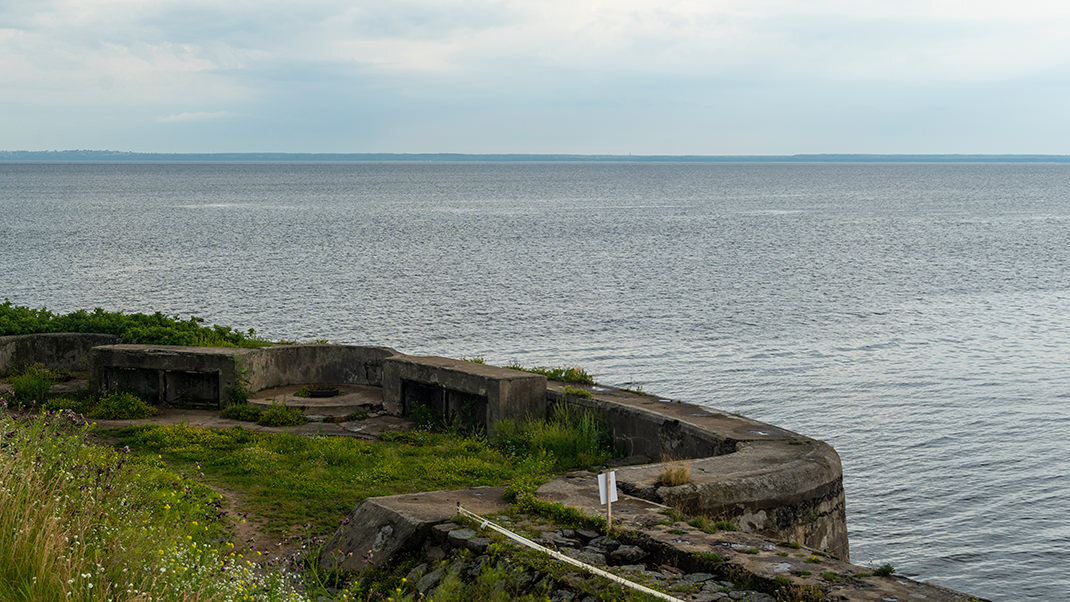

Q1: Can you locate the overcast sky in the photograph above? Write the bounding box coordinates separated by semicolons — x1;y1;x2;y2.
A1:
3;0;1070;154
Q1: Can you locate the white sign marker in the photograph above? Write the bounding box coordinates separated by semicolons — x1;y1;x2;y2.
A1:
598;471;618;505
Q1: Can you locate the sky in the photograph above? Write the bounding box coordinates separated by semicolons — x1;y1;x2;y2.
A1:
3;0;1070;154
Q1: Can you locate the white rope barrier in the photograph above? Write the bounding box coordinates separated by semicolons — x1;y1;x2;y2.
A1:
456;504;685;602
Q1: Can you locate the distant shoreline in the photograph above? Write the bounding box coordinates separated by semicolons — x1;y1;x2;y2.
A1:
4;150;1070;163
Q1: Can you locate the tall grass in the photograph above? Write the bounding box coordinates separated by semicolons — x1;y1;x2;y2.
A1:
495;404;614;471
0;406;307;601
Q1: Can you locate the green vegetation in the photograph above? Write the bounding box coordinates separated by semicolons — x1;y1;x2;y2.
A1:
113;425;537;536
219;402;263;422
5;363;55;408
0;300;271;348
507;363;595;385
255;402;307;427
86;392;158;420
873;563;895;577
0;409;305;601
560;384;593;398
494;404;615;472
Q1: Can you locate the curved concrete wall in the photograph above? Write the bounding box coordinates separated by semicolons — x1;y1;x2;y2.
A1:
549;385;849;560
0;333;119;376
244;344;399;392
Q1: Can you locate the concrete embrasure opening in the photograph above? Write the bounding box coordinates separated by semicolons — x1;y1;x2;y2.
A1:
401;378;489;429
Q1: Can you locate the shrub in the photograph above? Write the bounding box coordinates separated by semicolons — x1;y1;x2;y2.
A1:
873;564;895;577
220;403;263;422
6;364;54;408
256;402;307;427
42;396;93;414
0;300;272;348
87;392;157;420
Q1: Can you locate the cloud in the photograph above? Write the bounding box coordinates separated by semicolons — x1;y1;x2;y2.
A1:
4;0;1070;152
158;111;233;123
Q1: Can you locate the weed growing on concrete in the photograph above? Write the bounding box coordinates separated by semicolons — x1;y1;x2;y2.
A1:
560;384;593;398
656;459;692;486
507;363;595;385
873;563;895;577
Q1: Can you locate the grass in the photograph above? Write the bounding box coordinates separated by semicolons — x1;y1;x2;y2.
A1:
655;459;691;486
0;300;272;348
111;425;548;536
493;404;615;472
0;407;306;601
5;364;54;408
506;363;595;385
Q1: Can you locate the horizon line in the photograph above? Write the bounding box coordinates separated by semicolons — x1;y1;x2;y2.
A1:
4;150;1070;163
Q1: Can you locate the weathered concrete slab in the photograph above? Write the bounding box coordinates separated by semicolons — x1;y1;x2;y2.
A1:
536;473;981;602
382;356;546;439
0;333;118;376
318;487;510;574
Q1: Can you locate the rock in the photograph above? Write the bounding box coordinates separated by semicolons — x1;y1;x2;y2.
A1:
609;545;647;564
425;545;446;563
575;529;600;542
588;536;620;552
686;572;718;583
466;537;490;554
569;549;606;566
447;528;477;548
415;567;444;594
431;523;459;544
550;590;575;602
404;563;428;584
692;593;731;602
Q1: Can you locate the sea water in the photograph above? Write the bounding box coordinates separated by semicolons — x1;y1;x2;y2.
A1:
2;161;1068;600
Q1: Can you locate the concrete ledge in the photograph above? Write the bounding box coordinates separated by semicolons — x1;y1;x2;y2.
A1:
0;333;119;376
550;383;848;560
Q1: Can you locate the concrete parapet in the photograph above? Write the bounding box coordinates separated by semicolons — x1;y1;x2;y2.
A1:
550;383;848;560
0;333;119;376
382;356;546;439
242;344;398;391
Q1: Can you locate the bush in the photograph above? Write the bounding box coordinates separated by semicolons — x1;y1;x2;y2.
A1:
6;364;54;408
0;300;272;348
87;392;158;420
256;402;306;427
220;403;263;422
42;396;92;414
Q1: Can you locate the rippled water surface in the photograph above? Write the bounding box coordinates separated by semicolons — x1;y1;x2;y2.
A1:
2;162;1068;600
